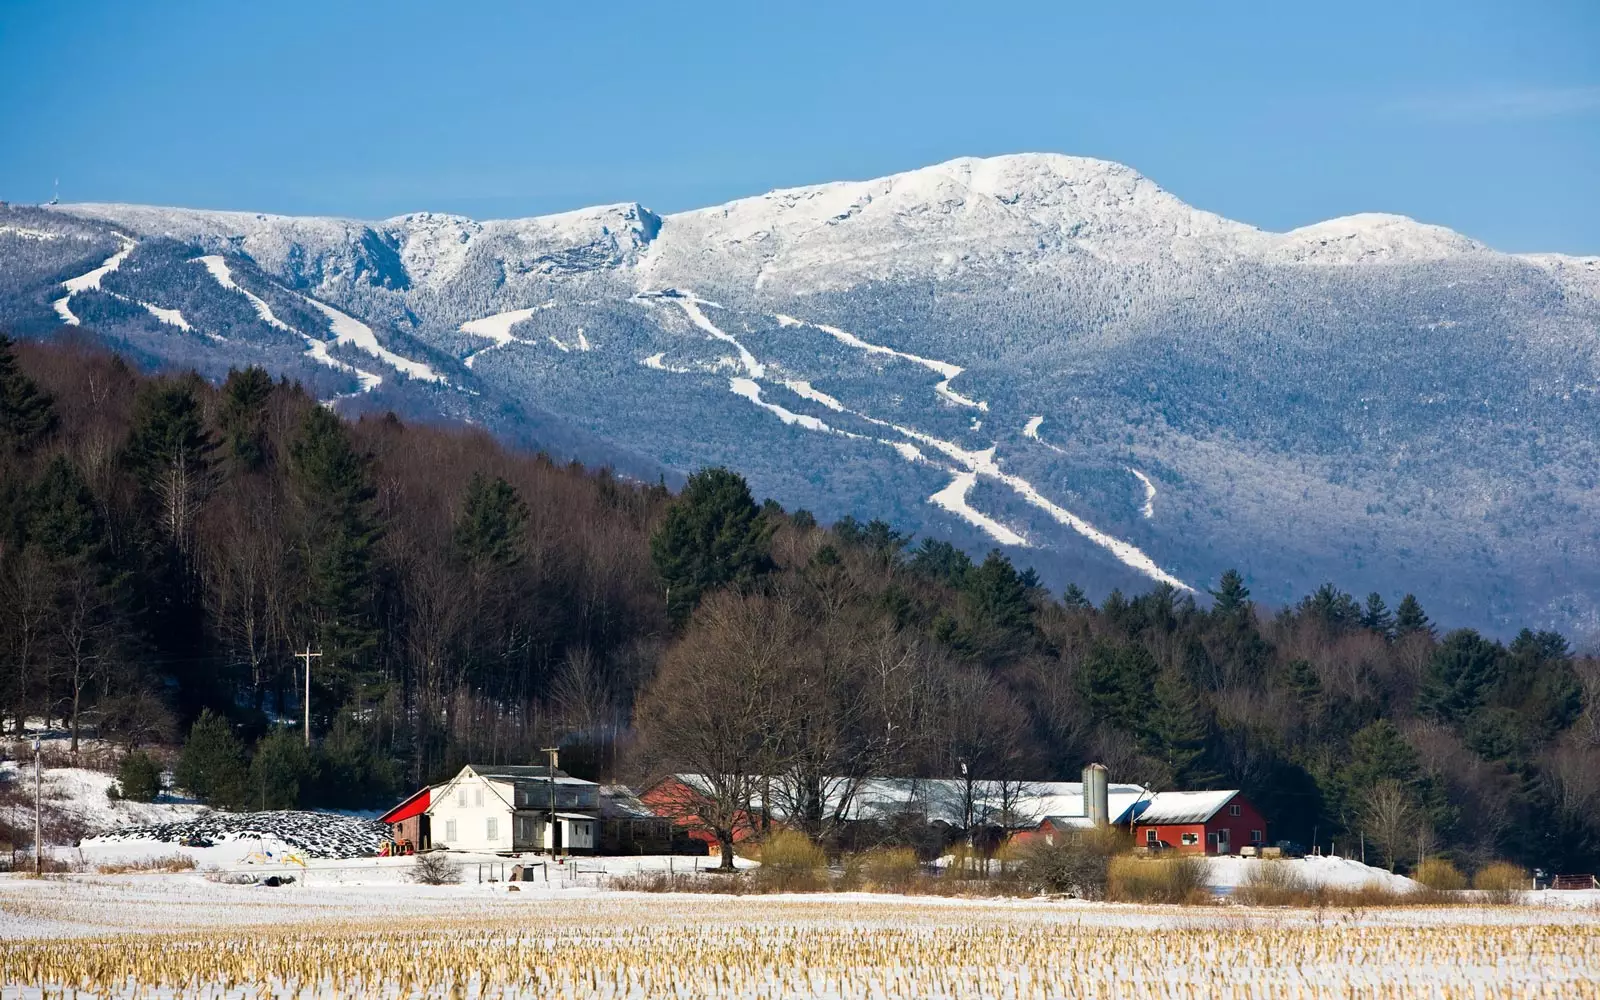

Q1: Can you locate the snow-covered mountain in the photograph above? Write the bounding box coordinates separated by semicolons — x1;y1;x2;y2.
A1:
4;153;1598;635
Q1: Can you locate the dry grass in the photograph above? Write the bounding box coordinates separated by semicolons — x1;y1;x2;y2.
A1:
0;899;1594;998
1414;857;1468;891
1108;854;1210;904
1473;861;1529;905
95;854;197;875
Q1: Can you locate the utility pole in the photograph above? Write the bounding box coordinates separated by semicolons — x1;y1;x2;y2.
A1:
296;645;322;747
542;746;560;857
32;738;42;876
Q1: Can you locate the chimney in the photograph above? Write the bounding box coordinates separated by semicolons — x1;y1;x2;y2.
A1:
1083;763;1110;827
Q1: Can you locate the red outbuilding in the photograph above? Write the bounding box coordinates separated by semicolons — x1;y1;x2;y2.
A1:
1133;790;1266;855
378;785;433;853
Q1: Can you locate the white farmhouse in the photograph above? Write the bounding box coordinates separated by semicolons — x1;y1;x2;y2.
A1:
427;764;600;854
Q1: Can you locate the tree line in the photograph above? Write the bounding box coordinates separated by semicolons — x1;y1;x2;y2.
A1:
2;334;1597;873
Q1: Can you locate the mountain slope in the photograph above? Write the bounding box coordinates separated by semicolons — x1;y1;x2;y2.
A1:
4;152;1597;635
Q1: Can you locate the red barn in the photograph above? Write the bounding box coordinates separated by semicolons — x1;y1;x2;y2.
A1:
638;774;762;851
1133;790;1266;855
378;785;433;852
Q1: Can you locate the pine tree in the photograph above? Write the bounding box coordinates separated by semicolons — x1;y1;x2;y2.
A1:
1209;569;1250;617
123;379;218;556
174;709;248;807
909;539;973;587
1077;641;1157;731
454;472;527;570
1143;667;1216;787
0;335;55;452
1418;629;1506;725
27;456;103;561
649;467;773;622
1361;593;1394;638
1061;583;1092;610
249;726;316;810
963;550;1033;639
218;366;275;471
290;406;381;703
1393;594;1433;638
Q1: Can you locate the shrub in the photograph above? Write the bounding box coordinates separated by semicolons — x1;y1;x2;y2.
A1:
1234;860;1311;906
752;829;827;892
409;852;463;885
113;751;162;803
1473;862;1528;904
1018;829;1122;900
859;847;921;892
97;854;195;874
1108;854;1209;904
1413;857;1467;891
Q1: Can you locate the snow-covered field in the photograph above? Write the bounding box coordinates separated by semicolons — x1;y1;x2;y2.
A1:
0;873;1594;998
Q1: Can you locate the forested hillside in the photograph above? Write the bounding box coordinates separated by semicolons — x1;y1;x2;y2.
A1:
2;336;1597;872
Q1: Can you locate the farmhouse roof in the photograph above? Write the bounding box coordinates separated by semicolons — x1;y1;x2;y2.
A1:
1131;790;1241;825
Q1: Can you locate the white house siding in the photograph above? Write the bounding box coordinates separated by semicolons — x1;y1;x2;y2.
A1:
428;772;515;852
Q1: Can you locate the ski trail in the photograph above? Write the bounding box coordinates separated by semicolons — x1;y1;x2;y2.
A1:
54;235;135;325
775;312;988;411
676;296;764;378
1128;468;1157;519
194;255;294;332
303;297;446;385
930;473;1029;547
730;378;830;432
780;379;848;412
459;304;551;367
140;303;194;333
195;254;381;389
1023;415;1067;454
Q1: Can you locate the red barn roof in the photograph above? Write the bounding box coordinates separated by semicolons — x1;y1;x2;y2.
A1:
379;786;431;825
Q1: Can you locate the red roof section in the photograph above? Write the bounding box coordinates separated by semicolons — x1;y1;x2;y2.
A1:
379;786;431;824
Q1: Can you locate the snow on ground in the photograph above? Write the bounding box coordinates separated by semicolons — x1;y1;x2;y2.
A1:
52;235;135;326
729;377;831;432
193;254;295;332
0;763;205;839
1205;854;1420;892
138;301;195;333
930;472;1029;547
674;294;764;378
459;304;549;367
1128;467;1157;518
303;297;446;385
79;810;386;862
775;313;989;412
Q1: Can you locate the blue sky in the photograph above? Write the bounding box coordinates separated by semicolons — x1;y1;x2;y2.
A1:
1;0;1595;252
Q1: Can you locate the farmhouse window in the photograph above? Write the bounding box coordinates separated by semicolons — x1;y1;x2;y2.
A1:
487;817;499;841
457;788;466;807
1181;833;1199;846
1251;830;1263;844
1146;829;1158;844
1229;804;1242;817
475;788;485;807
445;819;457;842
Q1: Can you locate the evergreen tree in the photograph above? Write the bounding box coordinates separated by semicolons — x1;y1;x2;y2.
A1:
174;709;248;807
1299;583;1361;633
1077;642;1157;731
1393;594;1433;638
290;406;381;702
1061;583;1092;610
249;726;316;810
114;751;163;803
27;456;103;561
909;539;973;588
0;334;55;452
123;379;218;556
1209;569;1250;617
1360;593;1394;637
1418;629;1506;725
649;467;773;622
454;472;527;570
963;550;1033;641
1143;667;1216;787
1284;658;1322;704
218;366;275;471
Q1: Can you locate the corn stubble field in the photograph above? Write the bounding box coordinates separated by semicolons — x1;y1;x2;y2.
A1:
2;892;1597;1000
